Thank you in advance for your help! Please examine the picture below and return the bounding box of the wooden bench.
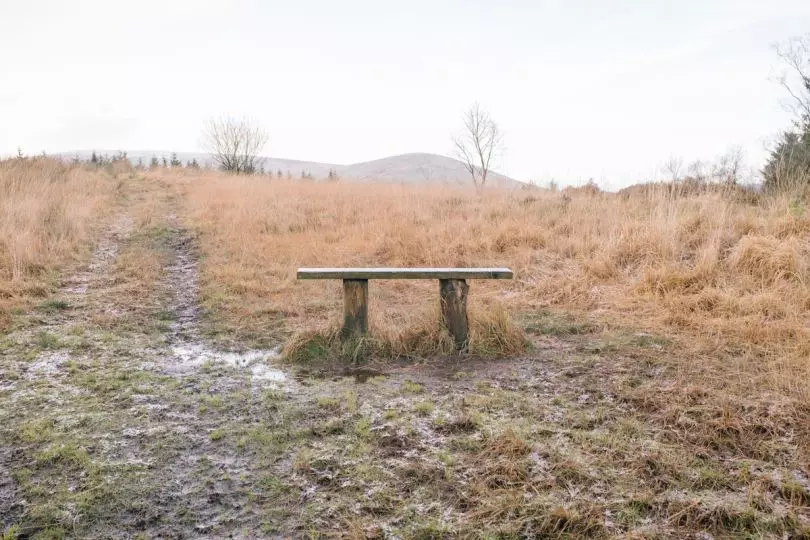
[296,268,514,349]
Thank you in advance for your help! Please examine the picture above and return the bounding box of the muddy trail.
[0,203,301,538]
[0,213,135,525]
[2,186,809,538]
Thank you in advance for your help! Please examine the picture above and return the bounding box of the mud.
[62,215,133,295]
[159,221,289,386]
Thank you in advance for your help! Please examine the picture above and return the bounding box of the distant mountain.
[339,153,519,187]
[59,150,522,188]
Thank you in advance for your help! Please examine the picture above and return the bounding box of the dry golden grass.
[3,162,808,537]
[0,158,120,326]
[168,169,809,395]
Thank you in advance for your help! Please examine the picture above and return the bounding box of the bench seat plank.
[297,268,513,280]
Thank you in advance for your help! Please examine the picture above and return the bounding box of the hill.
[59,150,522,187]
[338,153,519,187]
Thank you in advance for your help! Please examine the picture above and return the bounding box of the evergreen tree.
[150,156,159,169]
[91,151,98,165]
[162,156,168,168]
[764,35,810,192]
[763,131,810,192]
[170,153,182,167]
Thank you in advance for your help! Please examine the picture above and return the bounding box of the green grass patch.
[522,310,596,336]
[414,400,434,416]
[37,299,70,313]
[402,380,424,394]
[153,310,176,321]
[34,331,62,350]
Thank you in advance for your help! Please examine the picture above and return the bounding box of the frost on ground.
[62,215,133,296]
[24,351,69,379]
[170,344,285,382]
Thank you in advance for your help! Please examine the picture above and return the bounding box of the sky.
[2,0,810,188]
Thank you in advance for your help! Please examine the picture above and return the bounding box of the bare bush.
[663,156,684,182]
[202,117,268,174]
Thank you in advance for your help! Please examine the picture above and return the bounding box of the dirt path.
[0,214,134,525]
[0,191,299,537]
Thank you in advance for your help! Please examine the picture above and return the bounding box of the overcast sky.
[2,0,810,187]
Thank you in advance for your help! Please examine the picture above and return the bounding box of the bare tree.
[713,146,744,185]
[686,160,708,183]
[774,35,810,128]
[202,117,268,174]
[453,103,503,192]
[663,155,684,182]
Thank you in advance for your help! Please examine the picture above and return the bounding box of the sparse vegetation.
[0,158,119,329]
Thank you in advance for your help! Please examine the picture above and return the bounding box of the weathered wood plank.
[298,268,513,280]
[440,279,469,350]
[342,279,368,336]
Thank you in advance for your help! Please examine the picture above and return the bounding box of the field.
[1,159,809,538]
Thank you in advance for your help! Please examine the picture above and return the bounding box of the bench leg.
[439,278,469,350]
[342,279,368,337]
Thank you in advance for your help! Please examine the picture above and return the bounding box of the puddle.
[170,344,286,382]
[251,362,287,382]
[159,225,288,385]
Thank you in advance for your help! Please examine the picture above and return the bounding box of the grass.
[34,331,62,350]
[0,157,120,328]
[37,299,70,312]
[2,162,809,537]
[414,400,434,416]
[170,169,809,400]
[161,169,810,535]
[281,307,526,364]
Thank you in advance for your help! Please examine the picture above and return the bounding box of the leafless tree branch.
[774,35,810,128]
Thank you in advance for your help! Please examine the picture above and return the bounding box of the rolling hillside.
[60,150,522,187]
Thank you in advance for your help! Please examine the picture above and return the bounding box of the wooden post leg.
[342,279,368,337]
[439,278,469,350]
